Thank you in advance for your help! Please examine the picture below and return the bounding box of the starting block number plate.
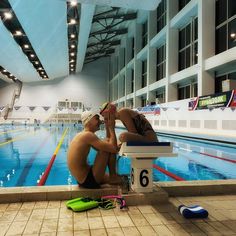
[131,159,153,192]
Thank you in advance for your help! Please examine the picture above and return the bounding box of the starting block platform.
[119,141,177,193]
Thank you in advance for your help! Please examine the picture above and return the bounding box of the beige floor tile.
[156,212,176,224]
[5,220,28,236]
[0,210,18,222]
[169,212,189,224]
[153,224,174,236]
[166,223,190,236]
[137,226,156,235]
[39,232,56,236]
[40,219,58,233]
[47,201,61,208]
[23,219,43,235]
[179,223,206,235]
[143,213,163,225]
[34,201,48,209]
[74,230,91,236]
[21,202,35,210]
[129,214,149,227]
[88,216,104,229]
[106,227,124,236]
[73,211,87,219]
[193,222,222,235]
[116,215,135,227]
[59,207,73,218]
[57,218,73,232]
[100,208,115,216]
[137,205,155,214]
[221,220,236,233]
[90,228,107,236]
[207,221,235,235]
[44,208,59,219]
[121,226,141,236]
[0,203,9,211]
[153,204,176,213]
[127,206,141,215]
[102,215,120,228]
[74,217,89,230]
[87,208,101,217]
[29,209,46,221]
[0,222,11,236]
[7,203,22,211]
[207,209,230,221]
[14,209,32,221]
[57,231,73,236]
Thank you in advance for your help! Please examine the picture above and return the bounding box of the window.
[121,76,125,97]
[131,69,134,93]
[131,37,135,59]
[215,72,236,93]
[141,97,146,107]
[179,0,191,11]
[156,0,167,34]
[156,90,165,103]
[178,85,191,100]
[156,44,166,81]
[215,0,236,54]
[192,83,198,97]
[178,18,198,71]
[142,61,147,88]
[142,21,148,48]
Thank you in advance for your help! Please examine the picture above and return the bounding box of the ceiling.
[0,0,161,83]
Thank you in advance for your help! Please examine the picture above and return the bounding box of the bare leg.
[119,131,158,143]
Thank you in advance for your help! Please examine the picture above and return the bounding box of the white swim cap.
[81,110,99,126]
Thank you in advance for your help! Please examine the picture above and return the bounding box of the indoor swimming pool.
[0,124,236,187]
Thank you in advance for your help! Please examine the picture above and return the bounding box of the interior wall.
[0,58,109,109]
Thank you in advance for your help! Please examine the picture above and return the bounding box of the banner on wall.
[188,89,236,110]
[42,106,50,111]
[28,106,36,111]
[136,105,161,115]
[14,106,21,110]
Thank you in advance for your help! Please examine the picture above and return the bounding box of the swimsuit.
[78,167,100,189]
[132,114,155,136]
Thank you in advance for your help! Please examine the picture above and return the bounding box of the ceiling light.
[35,61,39,65]
[70,0,77,6]
[4,12,12,19]
[70,34,76,39]
[69,19,77,25]
[43,75,47,78]
[30,54,35,58]
[38,67,43,70]
[71,44,76,48]
[70,59,75,63]
[70,52,75,56]
[15,30,23,36]
[70,64,74,67]
[41,71,45,74]
[3,70,7,72]
[24,44,29,49]
[230,33,236,38]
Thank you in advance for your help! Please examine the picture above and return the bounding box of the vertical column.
[198,0,215,96]
[166,0,178,102]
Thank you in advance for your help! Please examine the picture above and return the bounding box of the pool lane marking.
[153,164,185,181]
[0,128,26,135]
[37,128,69,186]
[174,145,236,164]
[16,134,51,186]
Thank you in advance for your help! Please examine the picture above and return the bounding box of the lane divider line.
[16,134,51,186]
[37,128,69,186]
[174,145,236,164]
[153,164,185,181]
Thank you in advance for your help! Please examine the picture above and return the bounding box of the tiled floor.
[0,195,236,235]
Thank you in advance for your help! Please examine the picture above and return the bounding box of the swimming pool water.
[0,124,236,187]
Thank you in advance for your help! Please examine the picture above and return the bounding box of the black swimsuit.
[131,114,155,136]
[78,167,100,189]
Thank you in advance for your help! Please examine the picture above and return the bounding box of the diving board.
[119,141,177,193]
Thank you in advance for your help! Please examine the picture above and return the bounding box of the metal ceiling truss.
[85,7,136,64]
[66,1,80,74]
[0,0,49,80]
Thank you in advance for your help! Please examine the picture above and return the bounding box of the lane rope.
[37,128,69,186]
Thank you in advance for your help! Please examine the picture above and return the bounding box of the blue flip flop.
[178,205,208,219]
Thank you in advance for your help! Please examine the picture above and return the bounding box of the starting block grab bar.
[119,141,177,193]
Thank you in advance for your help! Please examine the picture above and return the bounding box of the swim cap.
[81,110,99,126]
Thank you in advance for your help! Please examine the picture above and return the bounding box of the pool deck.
[0,180,236,235]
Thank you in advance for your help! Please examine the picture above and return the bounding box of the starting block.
[119,141,177,193]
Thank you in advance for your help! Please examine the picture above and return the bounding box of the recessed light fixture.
[70,0,77,7]
[70,52,75,56]
[70,59,75,63]
[3,70,7,72]
[70,34,76,39]
[69,19,77,25]
[70,64,74,67]
[230,33,236,38]
[4,12,12,19]
[71,44,75,48]
[30,54,35,58]
[24,44,29,49]
[15,30,23,36]
[35,61,39,65]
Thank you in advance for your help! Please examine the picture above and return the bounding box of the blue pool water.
[0,124,236,187]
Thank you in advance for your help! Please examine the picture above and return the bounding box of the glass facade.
[156,44,166,81]
[157,0,167,34]
[215,0,236,54]
[142,21,148,49]
[142,60,147,88]
[179,0,191,11]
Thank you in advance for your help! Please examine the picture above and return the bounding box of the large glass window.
[178,84,191,100]
[215,0,236,54]
[215,72,236,93]
[141,97,147,107]
[142,21,148,48]
[142,60,147,88]
[131,37,135,59]
[156,0,167,34]
[156,90,165,103]
[179,0,191,11]
[131,69,134,93]
[178,18,198,71]
[156,44,166,81]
